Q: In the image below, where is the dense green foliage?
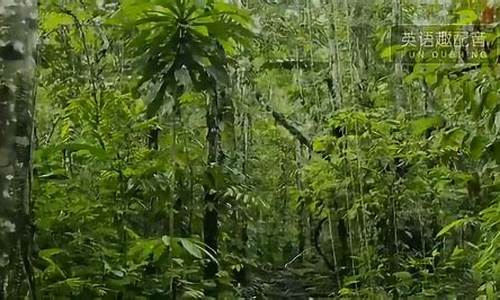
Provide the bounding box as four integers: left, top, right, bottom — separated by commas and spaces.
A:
27, 0, 500, 299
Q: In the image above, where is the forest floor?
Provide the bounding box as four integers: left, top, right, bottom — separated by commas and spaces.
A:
244, 265, 334, 299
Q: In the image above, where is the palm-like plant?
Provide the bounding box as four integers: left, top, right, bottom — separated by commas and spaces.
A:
116, 0, 253, 294
124, 0, 253, 116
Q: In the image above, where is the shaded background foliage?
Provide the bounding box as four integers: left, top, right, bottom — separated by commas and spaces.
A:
31, 0, 499, 299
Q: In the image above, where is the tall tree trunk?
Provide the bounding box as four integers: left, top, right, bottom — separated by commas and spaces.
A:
329, 0, 344, 108
235, 112, 250, 286
295, 141, 307, 263
203, 89, 222, 296
392, 0, 406, 111
0, 0, 38, 299
172, 92, 190, 237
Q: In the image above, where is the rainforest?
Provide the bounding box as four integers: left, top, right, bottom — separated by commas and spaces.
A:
0, 0, 499, 299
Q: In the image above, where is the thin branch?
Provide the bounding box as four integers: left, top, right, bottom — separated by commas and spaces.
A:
255, 91, 312, 150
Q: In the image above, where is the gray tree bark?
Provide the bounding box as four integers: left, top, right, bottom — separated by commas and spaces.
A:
0, 0, 37, 299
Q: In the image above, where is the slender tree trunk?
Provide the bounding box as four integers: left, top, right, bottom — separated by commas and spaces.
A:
148, 85, 191, 238
204, 89, 222, 296
235, 112, 250, 286
172, 92, 190, 237
392, 0, 406, 111
329, 0, 344, 108
295, 141, 307, 263
0, 0, 38, 299
170, 91, 183, 299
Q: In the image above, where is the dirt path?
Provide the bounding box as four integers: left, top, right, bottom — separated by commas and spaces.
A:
241, 267, 334, 299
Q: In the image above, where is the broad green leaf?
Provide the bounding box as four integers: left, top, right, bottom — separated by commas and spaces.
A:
63, 143, 110, 160
425, 73, 437, 86
441, 128, 466, 149
161, 235, 171, 246
39, 248, 66, 278
39, 248, 64, 259
411, 115, 444, 136
252, 56, 266, 70
470, 135, 489, 160
192, 25, 209, 37
108, 0, 155, 25
41, 12, 73, 32
179, 238, 202, 259
437, 219, 466, 238
394, 271, 412, 281
456, 9, 478, 25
